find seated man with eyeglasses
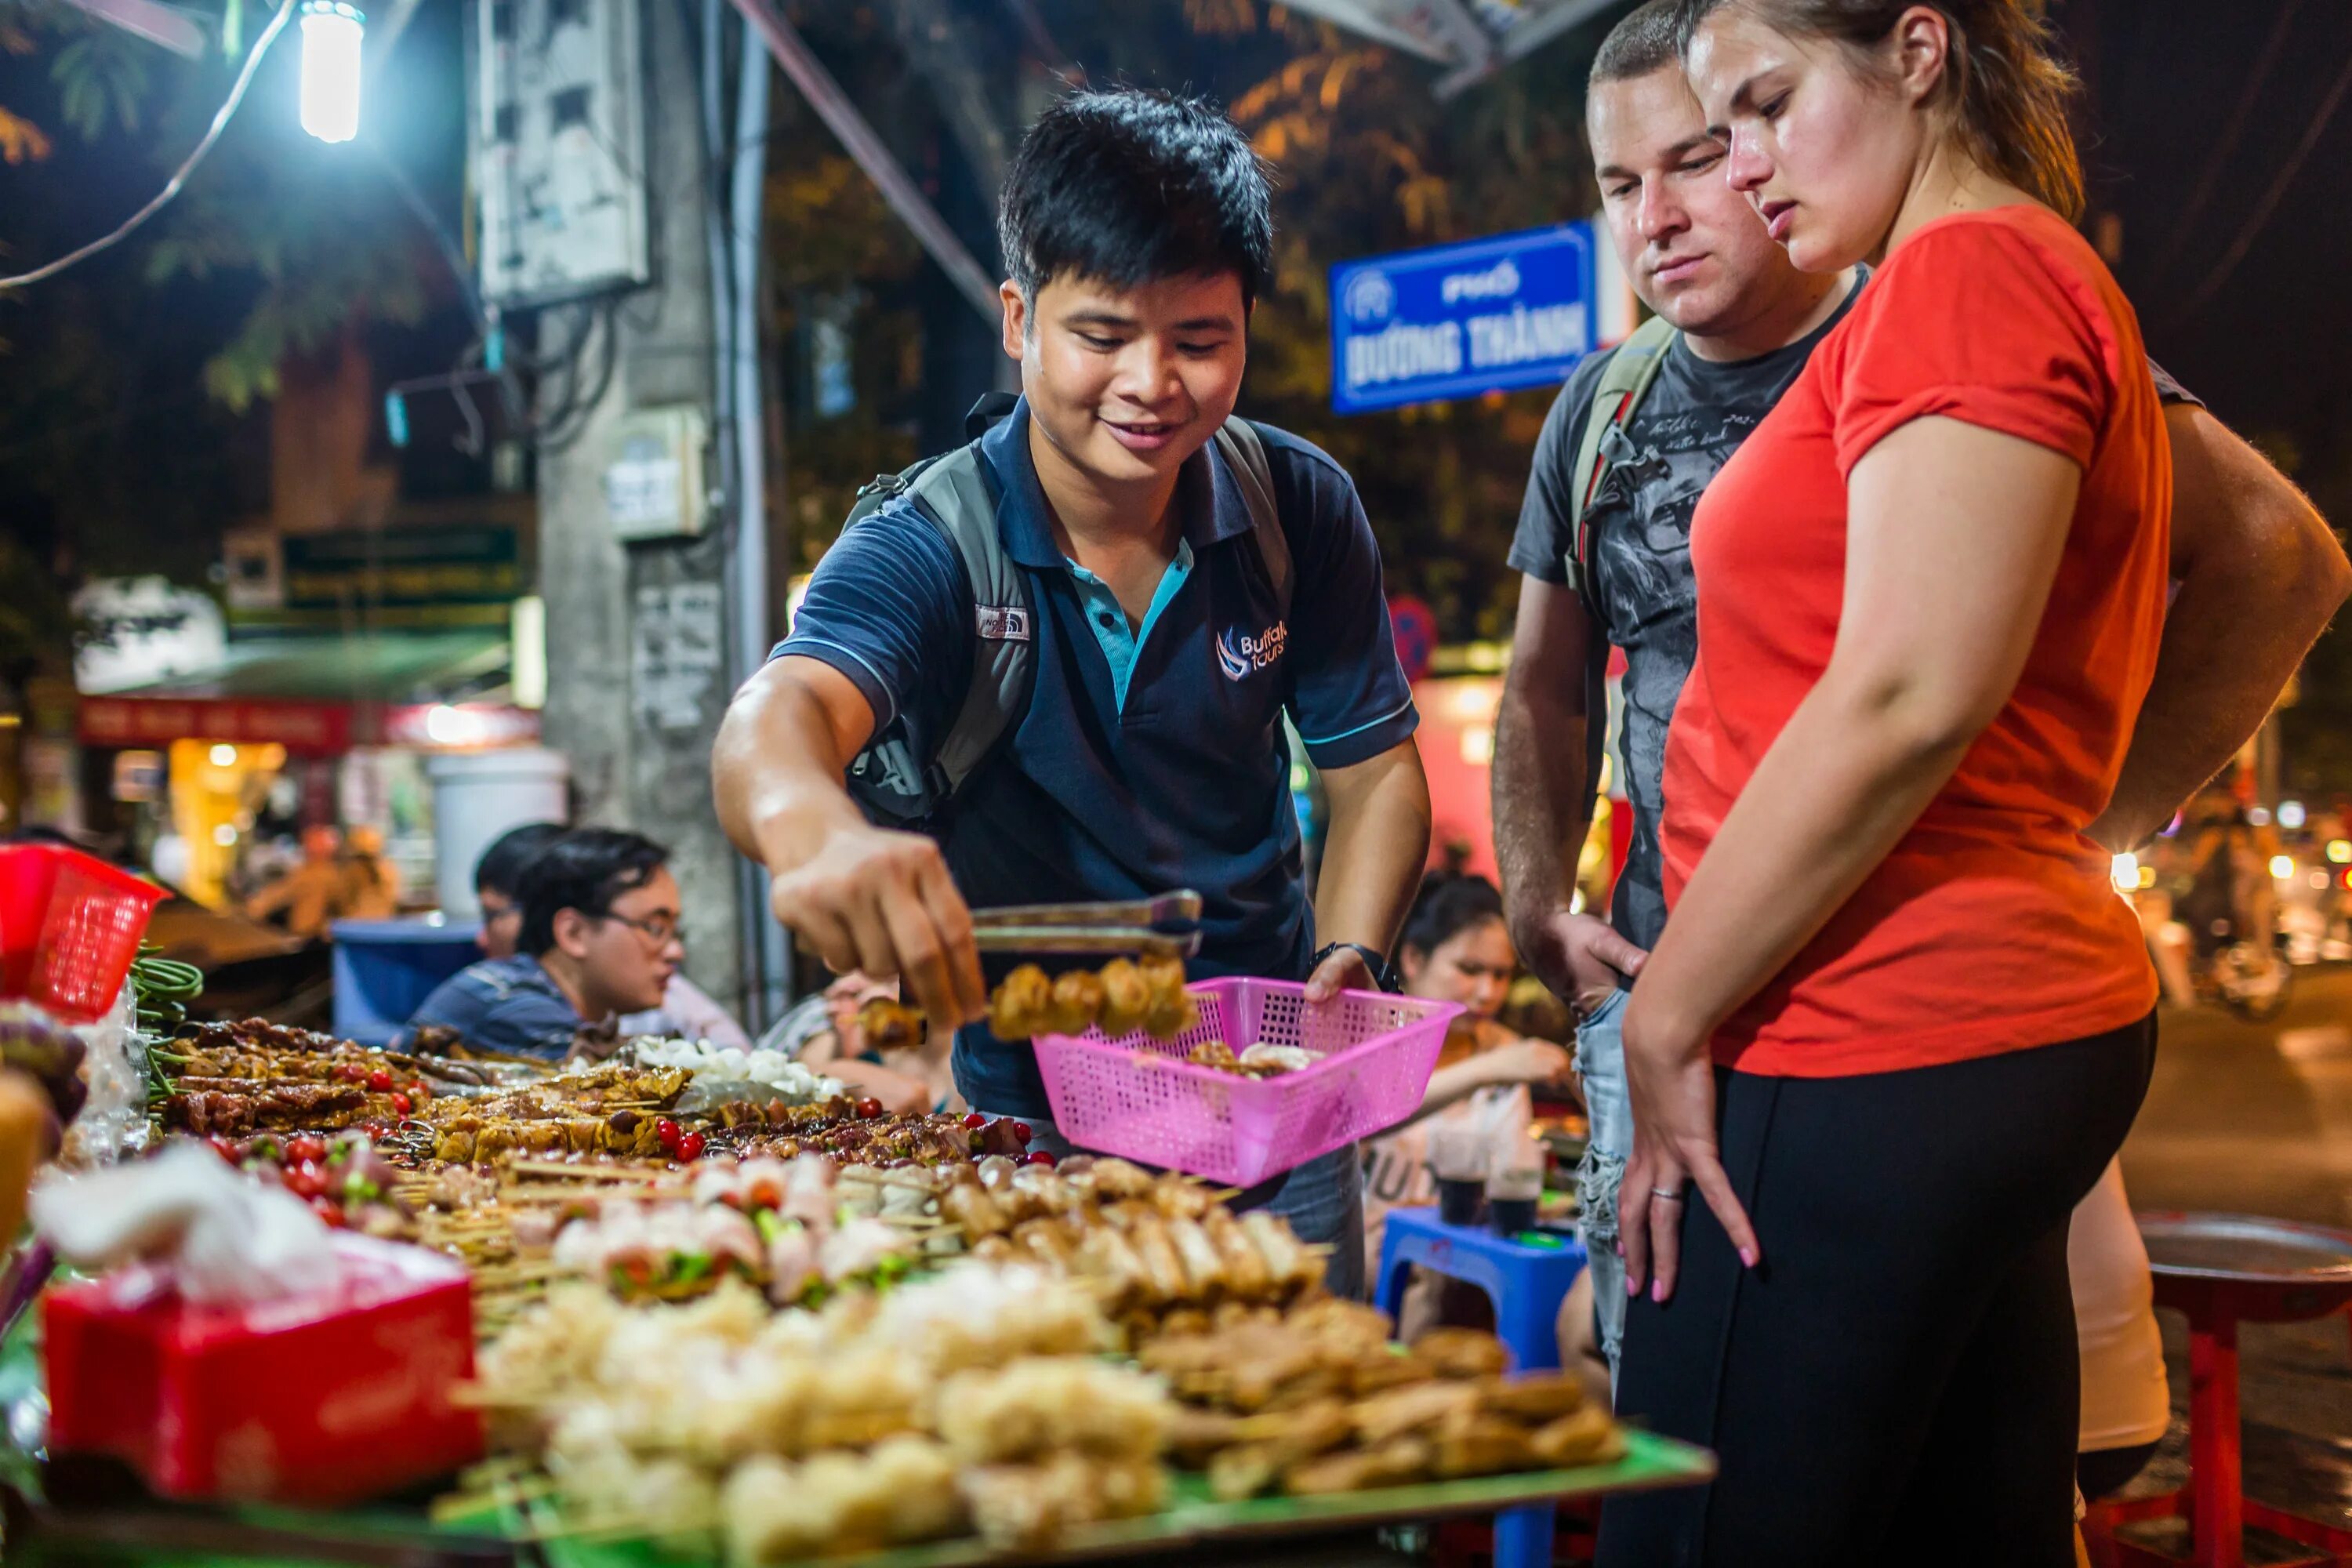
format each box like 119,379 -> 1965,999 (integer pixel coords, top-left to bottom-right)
470,822 -> 750,1050
405,827 -> 686,1059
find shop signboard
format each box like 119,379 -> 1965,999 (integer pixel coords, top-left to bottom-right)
280,525 -> 524,612
1329,223 -> 1597,414
78,697 -> 541,757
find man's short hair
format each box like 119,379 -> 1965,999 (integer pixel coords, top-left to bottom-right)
1591,0 -> 1685,89
475,822 -> 566,901
997,88 -> 1274,310
515,828 -> 668,959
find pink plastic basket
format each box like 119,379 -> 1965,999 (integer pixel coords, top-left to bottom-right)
0,845 -> 168,1025
1033,978 -> 1462,1187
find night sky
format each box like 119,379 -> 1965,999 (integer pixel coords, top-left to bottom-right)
2063,0 -> 2352,509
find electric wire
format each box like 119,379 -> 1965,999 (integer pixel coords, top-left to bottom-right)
2145,0 -> 2307,288
2171,42 -> 2352,324
0,0 -> 299,290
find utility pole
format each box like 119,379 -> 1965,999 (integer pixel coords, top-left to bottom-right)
532,0 -> 747,1021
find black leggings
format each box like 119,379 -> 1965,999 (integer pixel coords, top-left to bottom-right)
1598,1012 -> 2158,1568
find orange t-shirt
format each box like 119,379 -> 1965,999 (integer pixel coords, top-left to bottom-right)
1659,206 -> 2169,1078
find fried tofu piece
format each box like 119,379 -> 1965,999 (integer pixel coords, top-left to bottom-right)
1283,1436 -> 1433,1496
1413,1326 -> 1512,1380
1528,1405 -> 1627,1469
1479,1370 -> 1586,1423
1349,1380 -> 1481,1445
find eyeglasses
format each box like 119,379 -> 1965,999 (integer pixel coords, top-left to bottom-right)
601,911 -> 684,948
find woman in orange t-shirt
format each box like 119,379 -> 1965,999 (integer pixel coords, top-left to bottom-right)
1599,4 -> 2168,1564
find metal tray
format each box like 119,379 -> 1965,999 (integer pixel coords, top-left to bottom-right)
2136,1210 -> 2352,1284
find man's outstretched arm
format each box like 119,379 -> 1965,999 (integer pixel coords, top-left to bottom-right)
2092,407 -> 2351,851
1493,575 -> 1648,1014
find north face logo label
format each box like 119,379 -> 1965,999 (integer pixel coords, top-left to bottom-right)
976,605 -> 1032,642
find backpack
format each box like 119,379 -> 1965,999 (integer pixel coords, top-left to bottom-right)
1562,313 -> 1679,604
841,394 -> 1294,826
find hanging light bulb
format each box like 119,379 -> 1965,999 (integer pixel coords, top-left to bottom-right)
298,0 -> 364,143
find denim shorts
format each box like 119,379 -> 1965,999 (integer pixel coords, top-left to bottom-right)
1575,987 -> 1632,1381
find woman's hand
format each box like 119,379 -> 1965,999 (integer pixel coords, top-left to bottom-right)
1618,999 -> 1759,1305
1477,1038 -> 1572,1088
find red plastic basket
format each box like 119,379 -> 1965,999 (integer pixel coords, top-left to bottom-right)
0,844 -> 168,1024
1033,978 -> 1461,1187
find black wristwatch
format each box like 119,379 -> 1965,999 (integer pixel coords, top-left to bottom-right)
1311,941 -> 1400,993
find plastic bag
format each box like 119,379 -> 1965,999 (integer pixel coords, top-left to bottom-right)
31,1142 -> 342,1306
60,986 -> 146,1169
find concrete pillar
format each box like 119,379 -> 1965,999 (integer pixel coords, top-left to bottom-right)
534,0 -> 745,1018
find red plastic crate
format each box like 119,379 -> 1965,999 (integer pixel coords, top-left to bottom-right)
0,844 -> 166,1024
43,1232 -> 482,1506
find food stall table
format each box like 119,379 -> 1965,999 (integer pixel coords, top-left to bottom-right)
1,1434 -> 1713,1568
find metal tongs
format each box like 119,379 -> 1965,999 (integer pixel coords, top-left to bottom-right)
970,890 -> 1203,959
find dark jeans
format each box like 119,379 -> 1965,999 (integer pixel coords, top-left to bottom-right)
1599,1012 -> 2158,1568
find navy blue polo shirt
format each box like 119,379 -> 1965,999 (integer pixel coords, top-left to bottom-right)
775,397 -> 1418,1116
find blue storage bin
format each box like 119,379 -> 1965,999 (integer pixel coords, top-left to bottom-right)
330,919 -> 483,1047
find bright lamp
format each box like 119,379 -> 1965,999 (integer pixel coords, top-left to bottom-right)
298,0 -> 364,143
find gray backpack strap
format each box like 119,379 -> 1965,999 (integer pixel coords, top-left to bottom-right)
906,447 -> 1033,796
1566,314 -> 1678,599
843,443 -> 1033,824
1214,417 -> 1291,614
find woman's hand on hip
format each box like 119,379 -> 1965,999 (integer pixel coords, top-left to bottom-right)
1618,998 -> 1759,1305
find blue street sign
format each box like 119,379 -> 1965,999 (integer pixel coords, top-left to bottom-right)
1329,223 -> 1598,415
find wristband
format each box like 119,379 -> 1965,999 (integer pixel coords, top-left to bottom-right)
1311,941 -> 1399,993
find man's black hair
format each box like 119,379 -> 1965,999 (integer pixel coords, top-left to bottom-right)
515,827 -> 669,959
998,88 -> 1274,310
1591,0 -> 1685,89
474,822 -> 567,900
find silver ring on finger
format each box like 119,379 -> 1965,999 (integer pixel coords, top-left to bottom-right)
1650,1187 -> 1686,1202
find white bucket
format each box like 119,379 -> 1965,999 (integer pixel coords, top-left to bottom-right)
423,746 -> 570,919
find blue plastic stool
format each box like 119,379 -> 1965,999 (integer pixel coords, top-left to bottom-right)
329,919 -> 482,1046
1375,1206 -> 1589,1568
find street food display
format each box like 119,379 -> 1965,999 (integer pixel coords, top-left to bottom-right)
625,1036 -> 844,1101
0,956 -> 1668,1566
987,956 -> 1199,1040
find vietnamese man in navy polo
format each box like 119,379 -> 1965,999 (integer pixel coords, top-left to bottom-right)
775,394 -> 1420,1115
713,89 -> 1433,1298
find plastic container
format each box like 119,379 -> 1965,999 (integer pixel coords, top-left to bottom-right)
1033,978 -> 1461,1187
423,746 -> 568,921
329,919 -> 483,1047
44,1232 -> 481,1506
0,844 -> 168,1024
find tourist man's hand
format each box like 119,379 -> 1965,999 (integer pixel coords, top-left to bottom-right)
768,824 -> 989,1032
1518,908 -> 1648,1019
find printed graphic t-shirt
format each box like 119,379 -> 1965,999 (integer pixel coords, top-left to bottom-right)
1509,283 -> 1863,950
1660,205 -> 2169,1077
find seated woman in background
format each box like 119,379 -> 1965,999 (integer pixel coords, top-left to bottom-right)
1361,873 -> 1571,1319
773,971 -> 956,1117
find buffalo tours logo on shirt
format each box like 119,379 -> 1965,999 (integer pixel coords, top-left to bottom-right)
1218,620 -> 1289,681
